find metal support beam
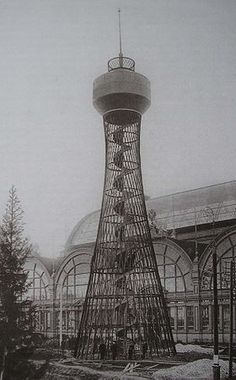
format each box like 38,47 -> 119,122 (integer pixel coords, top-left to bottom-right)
212,219 -> 220,380
228,261 -> 234,379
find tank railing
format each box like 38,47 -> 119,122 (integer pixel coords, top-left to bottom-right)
108,56 -> 135,72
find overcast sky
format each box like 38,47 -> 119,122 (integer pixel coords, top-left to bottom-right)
0,0 -> 235,257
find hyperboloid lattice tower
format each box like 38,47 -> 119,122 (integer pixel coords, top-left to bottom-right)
75,43 -> 175,360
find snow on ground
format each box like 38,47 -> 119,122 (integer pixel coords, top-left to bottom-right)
175,343 -> 213,355
152,358 -> 235,380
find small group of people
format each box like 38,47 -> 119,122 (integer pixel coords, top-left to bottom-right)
128,341 -> 148,360
98,340 -> 148,360
99,341 -> 118,360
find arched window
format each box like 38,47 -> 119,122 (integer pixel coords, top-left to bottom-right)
24,259 -> 49,301
56,253 -> 91,300
153,240 -> 192,294
200,227 -> 236,291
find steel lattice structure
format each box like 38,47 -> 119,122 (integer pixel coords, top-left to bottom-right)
75,57 -> 175,359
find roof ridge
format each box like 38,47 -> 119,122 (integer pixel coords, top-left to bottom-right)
148,180 -> 236,202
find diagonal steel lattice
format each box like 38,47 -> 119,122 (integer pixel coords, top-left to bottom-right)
75,108 -> 175,360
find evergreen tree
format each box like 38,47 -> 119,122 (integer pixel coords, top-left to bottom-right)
0,186 -> 32,379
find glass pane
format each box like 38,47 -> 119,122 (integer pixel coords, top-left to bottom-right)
164,256 -> 172,265
169,307 -> 175,328
165,265 -> 175,277
223,305 -> 230,329
176,277 -> 185,292
67,286 -> 75,300
41,287 -> 47,300
186,306 -> 194,329
34,278 -> 40,288
76,273 -> 89,285
201,306 -> 209,330
68,275 -> 75,286
156,255 -> 164,265
177,307 -> 185,330
34,288 -> 41,300
165,278 -> 175,292
76,285 -> 87,298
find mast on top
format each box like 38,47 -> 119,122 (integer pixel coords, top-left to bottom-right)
118,8 -> 123,58
107,9 -> 135,72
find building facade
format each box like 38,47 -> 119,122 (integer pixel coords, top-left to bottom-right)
25,181 -> 236,345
